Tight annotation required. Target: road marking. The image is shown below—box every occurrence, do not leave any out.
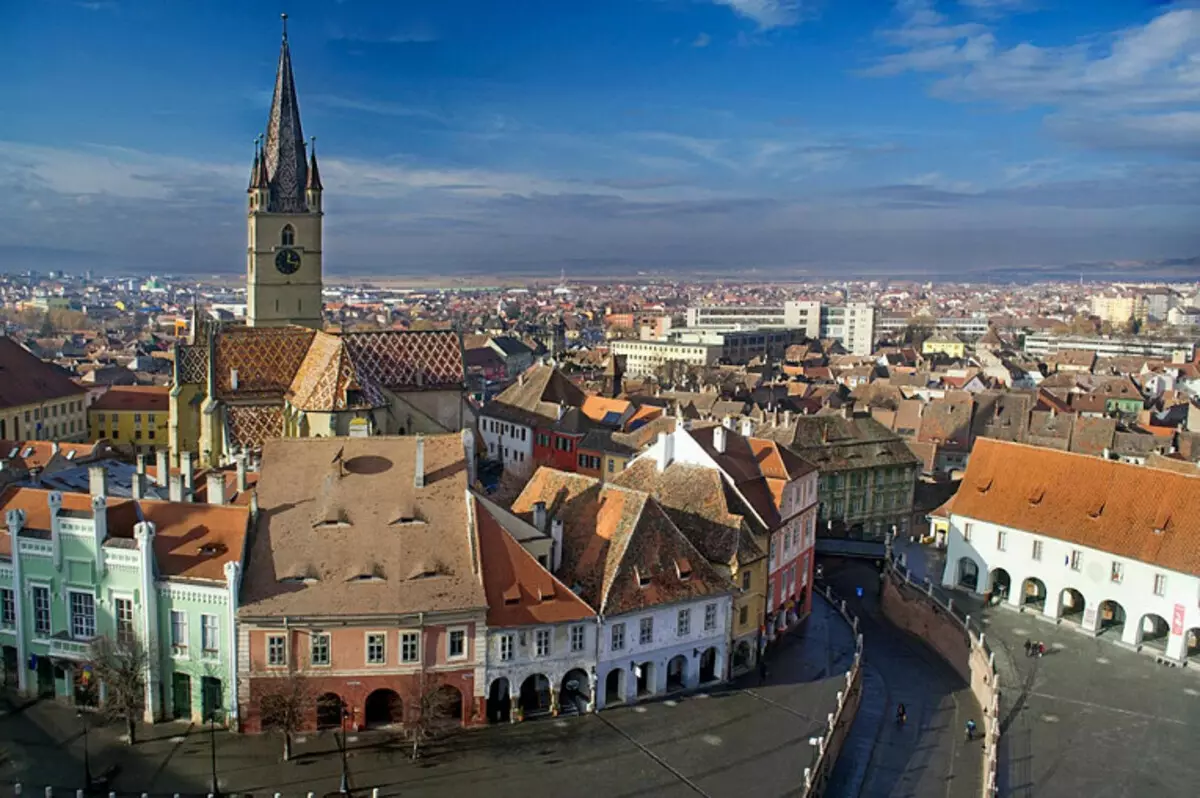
[702,734,722,746]
[1013,628,1029,635]
[594,713,713,797]
[1041,714,1060,723]
[1184,688,1199,697]
[1051,642,1066,650]
[664,700,678,707]
[1028,692,1189,725]
[1096,657,1110,665]
[634,706,648,713]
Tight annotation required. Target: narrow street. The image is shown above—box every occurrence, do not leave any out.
[822,557,983,798]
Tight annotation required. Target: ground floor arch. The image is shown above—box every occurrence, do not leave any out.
[604,668,626,706]
[488,677,511,724]
[732,641,752,671]
[1021,577,1047,611]
[988,568,1011,603]
[1137,613,1170,651]
[699,647,718,683]
[364,688,403,728]
[560,669,590,715]
[636,661,656,698]
[1186,628,1200,664]
[315,692,345,730]
[519,673,552,717]
[429,683,464,728]
[1058,588,1086,624]
[1097,599,1126,636]
[956,557,981,591]
[666,655,688,692]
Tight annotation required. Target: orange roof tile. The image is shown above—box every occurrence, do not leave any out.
[138,499,249,582]
[953,438,1200,576]
[90,386,170,412]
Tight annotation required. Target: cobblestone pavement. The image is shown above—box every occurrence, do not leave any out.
[0,597,859,798]
[822,557,983,798]
[896,540,1200,798]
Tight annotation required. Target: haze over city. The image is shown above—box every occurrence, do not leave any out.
[2,0,1199,278]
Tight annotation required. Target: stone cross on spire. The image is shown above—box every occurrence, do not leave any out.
[262,12,309,213]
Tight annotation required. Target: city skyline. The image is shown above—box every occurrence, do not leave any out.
[2,0,1199,276]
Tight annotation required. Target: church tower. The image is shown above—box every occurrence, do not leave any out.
[246,14,323,329]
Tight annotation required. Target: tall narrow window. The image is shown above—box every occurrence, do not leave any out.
[366,633,386,664]
[201,614,220,658]
[281,224,295,246]
[32,586,51,637]
[170,610,189,656]
[0,588,14,629]
[115,597,134,643]
[311,632,331,666]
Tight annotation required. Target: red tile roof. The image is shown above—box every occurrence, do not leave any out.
[90,386,170,412]
[0,336,86,410]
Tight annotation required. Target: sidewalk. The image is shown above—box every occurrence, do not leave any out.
[1,596,861,797]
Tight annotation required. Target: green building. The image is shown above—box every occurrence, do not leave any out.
[0,467,248,724]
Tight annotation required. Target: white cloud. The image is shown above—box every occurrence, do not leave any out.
[712,0,815,30]
[865,4,1200,154]
[692,32,712,47]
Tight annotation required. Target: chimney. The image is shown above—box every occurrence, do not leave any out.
[557,402,566,421]
[461,428,477,485]
[784,409,793,426]
[132,471,146,500]
[414,434,426,488]
[155,449,169,487]
[713,425,727,454]
[740,417,754,437]
[1101,447,1110,460]
[722,416,734,430]
[169,473,183,502]
[655,431,675,472]
[180,452,194,500]
[230,368,239,391]
[841,404,853,420]
[91,493,107,568]
[550,518,564,572]
[207,472,226,505]
[136,453,147,475]
[88,464,108,499]
[236,451,248,494]
[533,501,548,532]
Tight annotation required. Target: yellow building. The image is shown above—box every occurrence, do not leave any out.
[0,336,88,443]
[88,386,170,454]
[922,333,966,359]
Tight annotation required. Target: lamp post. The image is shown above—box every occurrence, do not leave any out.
[338,706,351,795]
[77,710,92,789]
[208,710,221,797]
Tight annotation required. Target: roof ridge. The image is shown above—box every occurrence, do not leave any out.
[597,490,647,614]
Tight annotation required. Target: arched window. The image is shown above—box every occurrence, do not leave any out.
[281,225,295,247]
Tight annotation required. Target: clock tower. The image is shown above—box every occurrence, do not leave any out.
[246,14,323,329]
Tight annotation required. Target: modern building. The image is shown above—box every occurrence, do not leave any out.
[88,386,170,454]
[0,336,88,443]
[876,315,992,340]
[941,438,1200,664]
[609,339,722,378]
[236,433,489,732]
[683,300,874,354]
[0,471,249,724]
[1090,293,1148,327]
[1023,333,1195,363]
[512,469,735,709]
[819,302,876,356]
[921,333,967,360]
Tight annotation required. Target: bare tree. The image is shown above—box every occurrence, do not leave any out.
[402,670,464,761]
[257,671,315,762]
[89,635,147,745]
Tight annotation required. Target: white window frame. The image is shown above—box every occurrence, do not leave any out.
[0,588,14,630]
[1153,573,1167,596]
[996,530,1007,551]
[570,625,585,652]
[534,628,552,658]
[498,633,513,662]
[365,631,387,665]
[1110,561,1124,584]
[400,630,421,664]
[639,616,653,646]
[266,633,287,668]
[31,583,51,639]
[170,609,189,657]
[68,590,96,640]
[677,608,691,637]
[1070,550,1082,571]
[200,614,220,659]
[611,622,626,651]
[113,594,135,643]
[1031,539,1043,561]
[447,626,468,661]
[704,603,717,632]
[310,631,331,667]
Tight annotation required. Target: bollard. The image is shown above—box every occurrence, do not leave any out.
[827,712,834,728]
[77,792,84,798]
[373,790,381,798]
[927,581,934,596]
[45,788,52,798]
[836,690,844,708]
[14,786,22,797]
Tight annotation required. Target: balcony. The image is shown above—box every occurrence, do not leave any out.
[48,635,92,661]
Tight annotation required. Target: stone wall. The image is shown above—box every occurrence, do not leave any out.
[805,587,865,798]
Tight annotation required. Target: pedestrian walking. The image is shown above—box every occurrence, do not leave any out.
[1023,639,1032,657]
[965,719,977,741]
[1038,642,1046,657]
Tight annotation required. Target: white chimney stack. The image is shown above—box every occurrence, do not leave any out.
[180,452,194,501]
[155,449,169,487]
[722,416,734,430]
[533,501,547,532]
[655,431,675,473]
[740,417,754,438]
[713,425,727,454]
[414,434,426,488]
[88,464,108,499]
[236,451,248,494]
[462,428,477,486]
[207,472,226,505]
[169,474,183,502]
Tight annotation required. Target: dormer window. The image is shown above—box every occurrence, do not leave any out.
[281,224,295,247]
[675,558,692,581]
[635,566,651,588]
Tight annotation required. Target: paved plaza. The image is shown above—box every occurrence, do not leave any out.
[900,539,1200,798]
[0,598,857,798]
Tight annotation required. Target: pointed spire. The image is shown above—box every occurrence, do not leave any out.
[248,136,263,191]
[262,13,308,212]
[306,135,323,191]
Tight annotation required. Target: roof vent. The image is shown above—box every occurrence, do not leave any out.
[65,451,77,461]
[675,558,692,581]
[634,566,651,588]
[1027,487,1045,506]
[1087,501,1105,519]
[502,585,521,605]
[197,542,227,557]
[976,477,993,494]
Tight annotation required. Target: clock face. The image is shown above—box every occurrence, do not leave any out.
[275,248,301,275]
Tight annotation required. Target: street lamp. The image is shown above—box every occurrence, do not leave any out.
[338,706,352,795]
[77,710,93,789]
[208,709,221,797]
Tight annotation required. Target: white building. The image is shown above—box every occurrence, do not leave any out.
[820,302,876,356]
[511,469,735,710]
[610,339,722,377]
[683,300,874,353]
[940,438,1200,664]
[1023,333,1195,363]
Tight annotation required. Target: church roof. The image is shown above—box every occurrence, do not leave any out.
[262,21,309,213]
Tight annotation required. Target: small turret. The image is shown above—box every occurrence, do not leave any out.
[249,136,269,211]
[306,136,323,212]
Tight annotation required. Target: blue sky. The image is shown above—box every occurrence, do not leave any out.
[1,0,1198,277]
